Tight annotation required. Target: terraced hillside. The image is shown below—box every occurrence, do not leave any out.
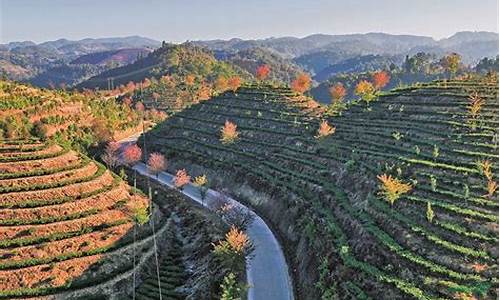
[0,139,150,299]
[0,80,145,148]
[143,79,499,299]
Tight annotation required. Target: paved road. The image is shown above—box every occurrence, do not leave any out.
[119,136,294,300]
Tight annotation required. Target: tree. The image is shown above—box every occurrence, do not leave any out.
[315,120,336,139]
[354,80,376,105]
[329,83,347,103]
[123,144,142,188]
[256,64,270,81]
[372,71,390,90]
[328,83,347,115]
[193,174,209,204]
[101,141,121,170]
[228,76,242,92]
[147,152,166,177]
[377,174,412,206]
[173,169,190,189]
[185,74,196,86]
[215,76,229,93]
[123,144,142,166]
[440,53,461,76]
[221,120,239,144]
[291,72,312,94]
[213,226,252,272]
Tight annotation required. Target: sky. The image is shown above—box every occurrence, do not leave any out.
[0,0,498,43]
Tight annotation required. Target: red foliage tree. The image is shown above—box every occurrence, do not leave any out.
[372,71,390,90]
[228,76,242,92]
[147,152,166,177]
[256,64,271,81]
[123,144,142,166]
[291,72,312,94]
[173,169,191,189]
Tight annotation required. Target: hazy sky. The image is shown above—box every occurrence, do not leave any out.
[0,0,498,43]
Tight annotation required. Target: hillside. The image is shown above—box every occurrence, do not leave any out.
[0,139,149,298]
[219,47,303,83]
[77,43,243,90]
[0,80,148,153]
[0,138,233,299]
[141,78,499,299]
[70,48,151,66]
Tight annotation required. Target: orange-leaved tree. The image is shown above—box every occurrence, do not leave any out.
[355,80,376,105]
[214,76,229,94]
[220,120,239,144]
[147,152,166,178]
[372,71,390,90]
[173,169,191,190]
[256,64,270,81]
[291,72,312,94]
[330,83,347,103]
[328,83,347,115]
[315,120,336,139]
[377,174,412,206]
[228,76,242,93]
[185,74,196,86]
[213,226,252,270]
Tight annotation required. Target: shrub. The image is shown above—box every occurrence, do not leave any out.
[377,174,412,206]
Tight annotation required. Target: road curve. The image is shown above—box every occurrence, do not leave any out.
[119,136,294,300]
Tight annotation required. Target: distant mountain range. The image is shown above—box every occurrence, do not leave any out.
[0,32,497,88]
[0,36,160,86]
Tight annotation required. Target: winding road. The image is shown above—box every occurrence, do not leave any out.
[119,135,294,300]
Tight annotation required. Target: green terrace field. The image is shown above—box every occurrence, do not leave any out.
[143,79,499,299]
